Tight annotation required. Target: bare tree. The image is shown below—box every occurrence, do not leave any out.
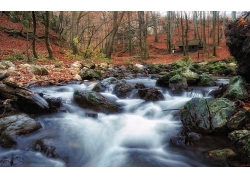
[193,11,198,39]
[127,11,133,56]
[202,11,206,62]
[212,11,217,56]
[151,11,158,43]
[184,11,189,56]
[137,11,149,60]
[105,11,125,59]
[32,11,38,59]
[45,11,54,60]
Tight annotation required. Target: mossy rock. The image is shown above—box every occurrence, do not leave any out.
[30,65,49,75]
[207,148,237,164]
[73,90,121,114]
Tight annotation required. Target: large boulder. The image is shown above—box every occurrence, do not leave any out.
[181,98,236,134]
[222,76,249,101]
[227,110,250,130]
[137,87,165,101]
[0,114,42,146]
[73,90,121,114]
[112,79,133,98]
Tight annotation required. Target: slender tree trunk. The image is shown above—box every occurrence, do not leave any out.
[193,11,197,39]
[212,11,217,56]
[177,12,181,41]
[127,11,132,56]
[184,11,189,56]
[222,11,226,39]
[217,11,220,45]
[45,11,54,60]
[71,11,78,55]
[151,11,158,43]
[167,11,172,54]
[138,11,143,58]
[180,11,186,56]
[32,11,38,59]
[105,11,125,59]
[143,11,149,59]
[202,11,206,62]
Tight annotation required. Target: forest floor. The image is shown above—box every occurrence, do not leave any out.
[0,13,231,86]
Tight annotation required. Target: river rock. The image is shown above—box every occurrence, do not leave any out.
[81,59,95,69]
[170,129,202,146]
[79,68,102,80]
[30,139,59,158]
[135,83,146,89]
[181,68,199,85]
[29,65,49,75]
[222,76,249,100]
[227,110,250,130]
[169,74,188,94]
[181,98,236,134]
[92,77,118,92]
[228,130,250,145]
[156,71,177,87]
[137,87,165,101]
[0,113,42,146]
[206,148,237,165]
[112,79,133,98]
[73,90,121,114]
[70,61,82,75]
[198,73,216,86]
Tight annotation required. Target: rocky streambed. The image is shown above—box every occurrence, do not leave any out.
[0,60,249,166]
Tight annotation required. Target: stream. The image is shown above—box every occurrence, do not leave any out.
[0,77,230,167]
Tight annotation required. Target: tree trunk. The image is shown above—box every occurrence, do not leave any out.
[151,11,158,43]
[193,11,197,39]
[45,11,54,60]
[167,11,172,54]
[127,11,132,56]
[71,11,78,55]
[184,11,189,56]
[221,11,226,39]
[180,11,186,56]
[105,11,125,59]
[202,11,206,62]
[217,11,220,45]
[32,11,38,59]
[143,12,149,59]
[212,11,217,56]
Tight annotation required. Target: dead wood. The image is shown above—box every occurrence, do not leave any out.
[0,73,10,81]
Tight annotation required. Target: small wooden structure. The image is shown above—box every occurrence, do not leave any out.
[175,39,202,53]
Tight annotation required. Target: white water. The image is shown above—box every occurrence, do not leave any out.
[0,78,228,167]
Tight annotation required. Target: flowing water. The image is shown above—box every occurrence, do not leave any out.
[0,77,229,167]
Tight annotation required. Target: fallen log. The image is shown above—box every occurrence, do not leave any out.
[0,82,49,114]
[0,72,10,81]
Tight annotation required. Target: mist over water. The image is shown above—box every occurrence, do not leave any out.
[0,78,227,167]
